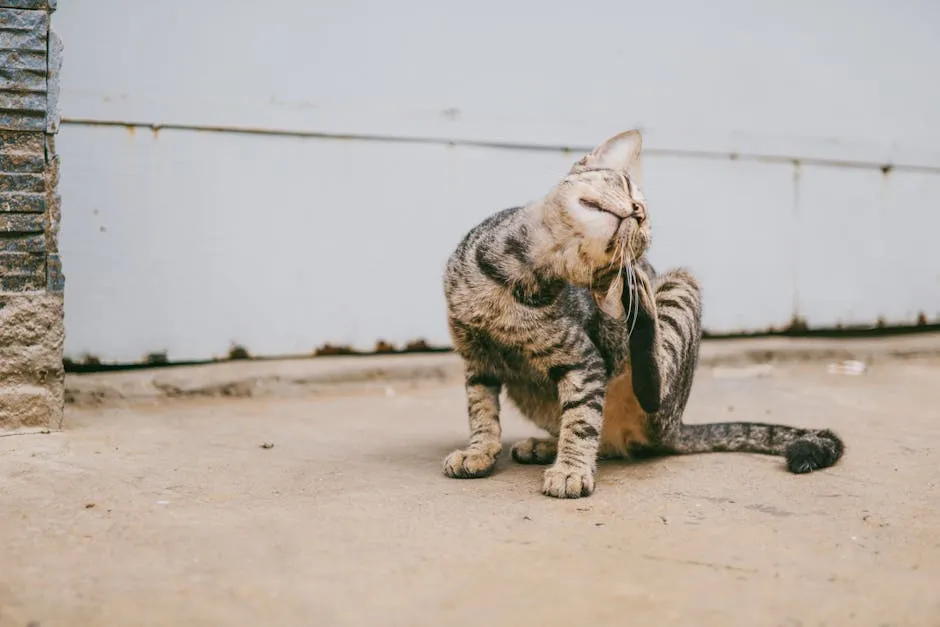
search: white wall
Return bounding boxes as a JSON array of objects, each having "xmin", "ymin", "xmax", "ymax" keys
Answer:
[{"xmin": 55, "ymin": 0, "xmax": 940, "ymax": 362}]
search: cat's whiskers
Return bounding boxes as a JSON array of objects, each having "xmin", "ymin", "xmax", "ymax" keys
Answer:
[
  {"xmin": 625, "ymin": 261, "xmax": 634, "ymax": 331},
  {"xmin": 628, "ymin": 263, "xmax": 639, "ymax": 337},
  {"xmin": 610, "ymin": 231, "xmax": 640, "ymax": 336},
  {"xmin": 624, "ymin": 235, "xmax": 640, "ymax": 338}
]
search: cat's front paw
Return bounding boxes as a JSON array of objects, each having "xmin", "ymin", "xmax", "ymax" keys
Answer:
[
  {"xmin": 443, "ymin": 448, "xmax": 498, "ymax": 479},
  {"xmin": 542, "ymin": 464, "xmax": 595, "ymax": 498}
]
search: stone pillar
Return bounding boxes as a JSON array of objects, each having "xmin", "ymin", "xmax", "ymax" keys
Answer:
[{"xmin": 0, "ymin": 0, "xmax": 64, "ymax": 429}]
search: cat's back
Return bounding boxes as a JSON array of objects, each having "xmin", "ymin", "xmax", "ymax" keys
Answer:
[
  {"xmin": 444, "ymin": 207, "xmax": 520, "ymax": 282},
  {"xmin": 443, "ymin": 206, "xmax": 521, "ymax": 316}
]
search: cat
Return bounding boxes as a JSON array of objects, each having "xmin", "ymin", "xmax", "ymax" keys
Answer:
[{"xmin": 441, "ymin": 129, "xmax": 844, "ymax": 499}]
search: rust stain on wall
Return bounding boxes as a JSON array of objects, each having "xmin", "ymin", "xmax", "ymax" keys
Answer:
[
  {"xmin": 144, "ymin": 351, "xmax": 168, "ymax": 366},
  {"xmin": 374, "ymin": 340, "xmax": 396, "ymax": 354},
  {"xmin": 228, "ymin": 344, "xmax": 251, "ymax": 360}
]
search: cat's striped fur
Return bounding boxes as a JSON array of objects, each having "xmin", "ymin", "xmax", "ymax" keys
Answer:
[{"xmin": 441, "ymin": 130, "xmax": 844, "ymax": 499}]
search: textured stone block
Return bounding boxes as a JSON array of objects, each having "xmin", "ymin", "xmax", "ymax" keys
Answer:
[
  {"xmin": 0, "ymin": 291, "xmax": 61, "ymax": 344},
  {"xmin": 0, "ymin": 149, "xmax": 44, "ymax": 173},
  {"xmin": 0, "ymin": 250, "xmax": 44, "ymax": 290},
  {"xmin": 0, "ymin": 340, "xmax": 61, "ymax": 386},
  {"xmin": 1, "ymin": 130, "xmax": 46, "ymax": 216},
  {"xmin": 0, "ymin": 385, "xmax": 60, "ymax": 428},
  {"xmin": 46, "ymin": 251, "xmax": 61, "ymax": 290},
  {"xmin": 0, "ymin": 171, "xmax": 44, "ymax": 192},
  {"xmin": 0, "ymin": 8, "xmax": 48, "ymax": 132},
  {"xmin": 43, "ymin": 192, "xmax": 58, "ymax": 252},
  {"xmin": 0, "ymin": 232, "xmax": 43, "ymax": 251},
  {"xmin": 0, "ymin": 129, "xmax": 43, "ymax": 153},
  {"xmin": 43, "ymin": 146, "xmax": 59, "ymax": 252},
  {"xmin": 0, "ymin": 212, "xmax": 43, "ymax": 231},
  {"xmin": 0, "ymin": 1, "xmax": 56, "ymax": 9},
  {"xmin": 0, "ymin": 193, "xmax": 43, "ymax": 213},
  {"xmin": 47, "ymin": 27, "xmax": 62, "ymax": 133},
  {"xmin": 0, "ymin": 292, "xmax": 63, "ymax": 428}
]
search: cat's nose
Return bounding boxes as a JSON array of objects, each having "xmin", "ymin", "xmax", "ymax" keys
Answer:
[{"xmin": 632, "ymin": 202, "xmax": 647, "ymax": 223}]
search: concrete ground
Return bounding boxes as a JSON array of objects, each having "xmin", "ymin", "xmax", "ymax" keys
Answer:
[{"xmin": 2, "ymin": 341, "xmax": 940, "ymax": 626}]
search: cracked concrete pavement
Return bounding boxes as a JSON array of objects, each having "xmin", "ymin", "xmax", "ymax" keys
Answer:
[{"xmin": 1, "ymin": 342, "xmax": 939, "ymax": 626}]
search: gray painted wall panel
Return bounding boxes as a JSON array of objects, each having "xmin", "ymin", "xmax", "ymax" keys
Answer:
[
  {"xmin": 56, "ymin": 0, "xmax": 940, "ymax": 167},
  {"xmin": 644, "ymin": 157, "xmax": 798, "ymax": 334},
  {"xmin": 61, "ymin": 125, "xmax": 940, "ymax": 363},
  {"xmin": 796, "ymin": 167, "xmax": 940, "ymax": 327}
]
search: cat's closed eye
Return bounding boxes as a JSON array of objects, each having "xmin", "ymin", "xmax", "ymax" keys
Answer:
[{"xmin": 579, "ymin": 199, "xmax": 606, "ymax": 212}]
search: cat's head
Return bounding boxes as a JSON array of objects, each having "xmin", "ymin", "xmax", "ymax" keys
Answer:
[{"xmin": 536, "ymin": 130, "xmax": 651, "ymax": 285}]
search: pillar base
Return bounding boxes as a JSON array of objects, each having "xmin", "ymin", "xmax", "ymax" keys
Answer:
[{"xmin": 0, "ymin": 292, "xmax": 64, "ymax": 429}]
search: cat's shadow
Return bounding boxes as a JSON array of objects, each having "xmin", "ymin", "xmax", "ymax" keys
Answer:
[{"xmin": 365, "ymin": 436, "xmax": 672, "ymax": 481}]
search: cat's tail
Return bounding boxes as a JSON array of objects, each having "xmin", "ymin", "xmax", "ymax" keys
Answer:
[{"xmin": 663, "ymin": 422, "xmax": 845, "ymax": 474}]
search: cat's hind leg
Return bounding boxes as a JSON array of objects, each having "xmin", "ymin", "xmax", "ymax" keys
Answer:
[
  {"xmin": 511, "ymin": 437, "xmax": 557, "ymax": 465},
  {"xmin": 631, "ymin": 267, "xmax": 845, "ymax": 473},
  {"xmin": 624, "ymin": 267, "xmax": 701, "ymax": 421}
]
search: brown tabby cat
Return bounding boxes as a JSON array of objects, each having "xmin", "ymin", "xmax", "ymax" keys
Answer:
[{"xmin": 441, "ymin": 130, "xmax": 844, "ymax": 499}]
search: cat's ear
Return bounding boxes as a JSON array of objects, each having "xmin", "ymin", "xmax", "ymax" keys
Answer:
[
  {"xmin": 572, "ymin": 130, "xmax": 644, "ymax": 183},
  {"xmin": 590, "ymin": 129, "xmax": 642, "ymax": 173}
]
